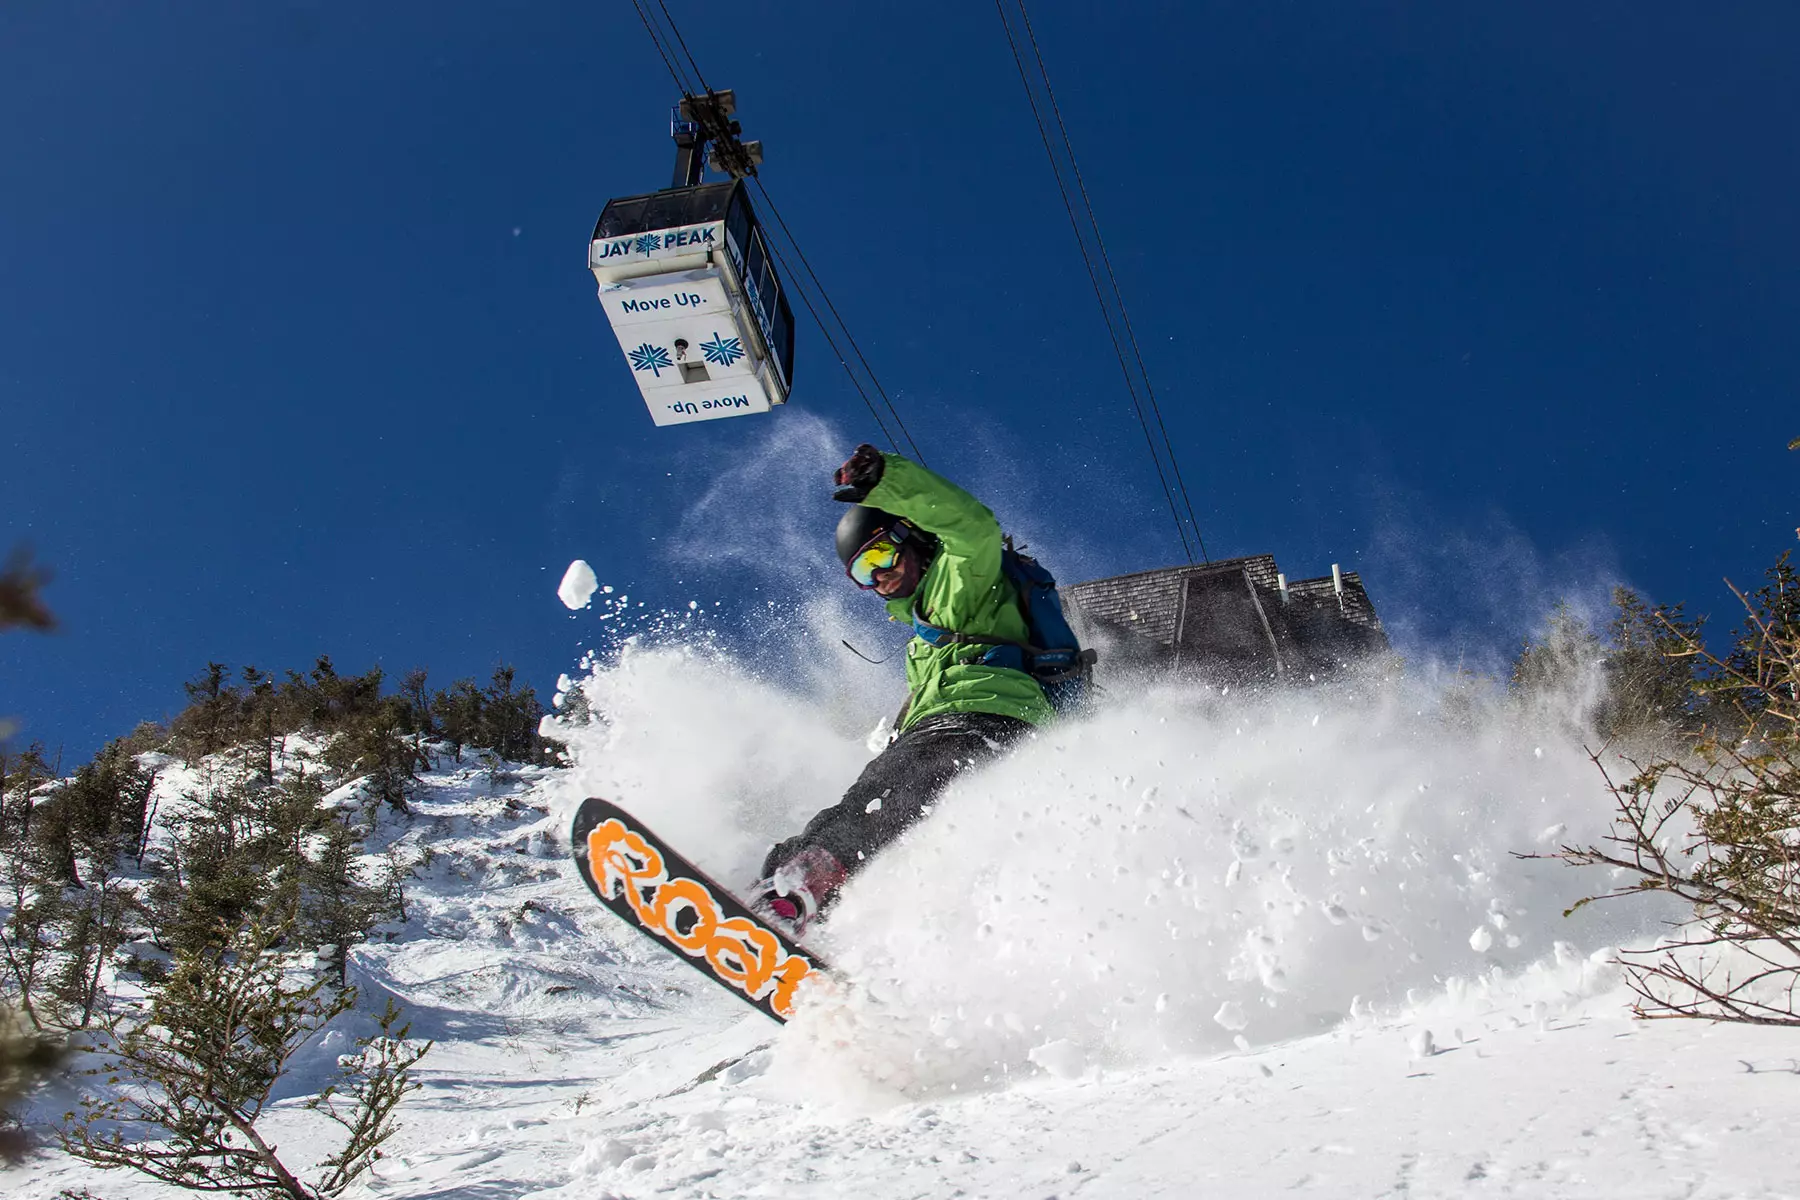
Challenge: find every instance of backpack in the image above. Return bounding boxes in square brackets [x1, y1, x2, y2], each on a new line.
[910, 541, 1098, 715]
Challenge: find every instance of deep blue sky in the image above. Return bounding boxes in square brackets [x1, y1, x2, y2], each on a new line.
[4, 2, 1795, 760]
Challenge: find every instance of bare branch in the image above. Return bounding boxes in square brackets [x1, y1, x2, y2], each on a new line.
[1550, 557, 1800, 1025]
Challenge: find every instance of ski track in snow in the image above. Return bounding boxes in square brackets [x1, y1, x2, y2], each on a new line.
[7, 648, 1800, 1200]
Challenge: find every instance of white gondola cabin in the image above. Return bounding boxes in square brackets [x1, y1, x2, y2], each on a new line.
[590, 180, 795, 427]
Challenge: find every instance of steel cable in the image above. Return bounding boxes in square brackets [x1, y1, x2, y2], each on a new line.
[750, 180, 927, 464]
[656, 0, 715, 98]
[759, 233, 901, 451]
[627, 0, 696, 98]
[1011, 0, 1208, 561]
[994, 0, 1195, 563]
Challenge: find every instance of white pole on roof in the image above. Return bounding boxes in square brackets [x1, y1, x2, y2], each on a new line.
[1332, 564, 1345, 614]
[1277, 572, 1289, 604]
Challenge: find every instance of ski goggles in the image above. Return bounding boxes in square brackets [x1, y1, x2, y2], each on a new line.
[845, 527, 910, 589]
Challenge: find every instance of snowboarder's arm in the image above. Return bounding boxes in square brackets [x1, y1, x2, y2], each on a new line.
[863, 453, 1003, 570]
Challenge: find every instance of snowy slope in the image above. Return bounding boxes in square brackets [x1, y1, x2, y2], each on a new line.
[7, 644, 1800, 1200]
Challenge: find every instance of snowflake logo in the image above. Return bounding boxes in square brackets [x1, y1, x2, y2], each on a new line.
[634, 233, 663, 255]
[627, 342, 672, 377]
[699, 332, 745, 368]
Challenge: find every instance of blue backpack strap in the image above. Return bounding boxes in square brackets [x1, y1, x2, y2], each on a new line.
[910, 543, 1097, 710]
[911, 605, 1030, 669]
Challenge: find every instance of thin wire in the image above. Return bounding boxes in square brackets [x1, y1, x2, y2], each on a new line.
[656, 0, 715, 99]
[1013, 0, 1209, 562]
[751, 179, 928, 465]
[993, 0, 1193, 563]
[1002, 0, 1202, 562]
[760, 233, 901, 449]
[628, 0, 696, 97]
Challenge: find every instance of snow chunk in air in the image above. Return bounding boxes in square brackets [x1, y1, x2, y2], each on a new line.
[558, 560, 599, 610]
[1027, 1038, 1087, 1079]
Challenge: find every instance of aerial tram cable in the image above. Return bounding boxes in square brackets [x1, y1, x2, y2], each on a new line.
[762, 227, 903, 451]
[994, 0, 1197, 563]
[655, 0, 715, 96]
[993, 0, 1209, 565]
[1011, 0, 1207, 562]
[627, 0, 697, 96]
[993, 2, 1191, 562]
[621, 0, 927, 463]
[749, 180, 927, 464]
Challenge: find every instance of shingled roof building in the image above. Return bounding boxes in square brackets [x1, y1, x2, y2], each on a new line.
[1062, 555, 1387, 685]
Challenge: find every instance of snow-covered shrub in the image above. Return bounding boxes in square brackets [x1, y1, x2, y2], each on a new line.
[59, 913, 430, 1198]
[1556, 554, 1800, 1025]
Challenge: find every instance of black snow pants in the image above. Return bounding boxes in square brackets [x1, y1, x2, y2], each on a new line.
[762, 711, 1034, 877]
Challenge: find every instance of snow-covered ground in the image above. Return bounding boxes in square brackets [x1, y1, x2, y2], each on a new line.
[7, 644, 1800, 1199]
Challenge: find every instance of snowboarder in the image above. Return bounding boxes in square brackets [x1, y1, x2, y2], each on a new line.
[751, 444, 1058, 930]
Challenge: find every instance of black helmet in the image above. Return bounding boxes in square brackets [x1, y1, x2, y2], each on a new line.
[835, 505, 902, 566]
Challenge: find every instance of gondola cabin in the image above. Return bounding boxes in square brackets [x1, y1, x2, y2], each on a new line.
[590, 180, 795, 427]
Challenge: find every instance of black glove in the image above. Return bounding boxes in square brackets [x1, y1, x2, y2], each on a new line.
[831, 443, 885, 503]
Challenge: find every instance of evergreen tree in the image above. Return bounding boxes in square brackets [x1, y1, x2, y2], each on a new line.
[0, 747, 137, 1031]
[23, 741, 155, 888]
[277, 656, 382, 733]
[0, 873, 63, 1030]
[250, 768, 329, 874]
[479, 666, 547, 763]
[0, 742, 53, 843]
[378, 842, 428, 925]
[1595, 587, 1706, 744]
[60, 914, 430, 1199]
[148, 777, 274, 958]
[242, 665, 280, 783]
[46, 867, 134, 1030]
[324, 699, 427, 814]
[397, 668, 434, 738]
[302, 657, 386, 730]
[300, 817, 389, 989]
[553, 680, 592, 728]
[170, 662, 243, 760]
[1715, 553, 1800, 734]
[433, 678, 485, 762]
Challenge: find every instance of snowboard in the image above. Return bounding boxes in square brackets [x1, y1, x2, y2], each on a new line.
[569, 797, 827, 1023]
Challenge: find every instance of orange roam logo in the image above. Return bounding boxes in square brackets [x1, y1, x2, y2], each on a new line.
[585, 817, 814, 1019]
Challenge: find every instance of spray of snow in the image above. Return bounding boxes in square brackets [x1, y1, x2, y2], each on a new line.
[545, 639, 881, 885]
[784, 668, 1674, 1096]
[536, 410, 1680, 1105]
[545, 618, 1676, 1104]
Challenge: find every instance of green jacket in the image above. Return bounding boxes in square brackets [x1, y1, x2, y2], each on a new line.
[865, 453, 1056, 731]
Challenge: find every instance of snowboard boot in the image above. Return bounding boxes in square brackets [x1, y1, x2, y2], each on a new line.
[748, 844, 847, 937]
